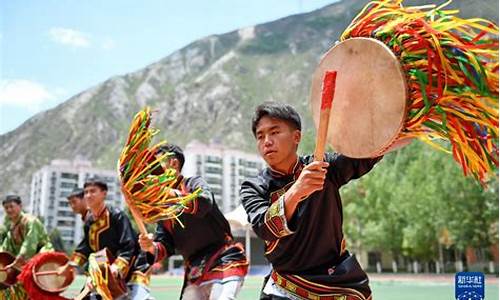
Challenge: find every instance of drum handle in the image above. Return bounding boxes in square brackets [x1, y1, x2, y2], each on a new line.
[314, 71, 337, 161]
[34, 263, 73, 276]
[121, 185, 148, 235]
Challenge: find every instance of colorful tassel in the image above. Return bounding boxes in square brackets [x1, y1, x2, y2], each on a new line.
[341, 0, 499, 184]
[118, 107, 201, 225]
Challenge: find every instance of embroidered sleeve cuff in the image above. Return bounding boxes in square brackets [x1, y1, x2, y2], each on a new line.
[112, 256, 130, 277]
[264, 195, 294, 238]
[129, 271, 151, 287]
[70, 252, 88, 268]
[154, 242, 168, 263]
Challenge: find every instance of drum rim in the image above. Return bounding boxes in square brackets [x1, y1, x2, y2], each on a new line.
[32, 255, 75, 293]
[310, 37, 409, 158]
[0, 252, 17, 288]
[92, 248, 127, 297]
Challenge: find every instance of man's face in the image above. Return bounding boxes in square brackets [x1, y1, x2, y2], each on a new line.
[255, 116, 301, 169]
[158, 156, 180, 175]
[3, 201, 22, 220]
[68, 196, 87, 215]
[84, 185, 107, 210]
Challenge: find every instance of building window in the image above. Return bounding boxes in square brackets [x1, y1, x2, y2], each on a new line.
[60, 182, 77, 189]
[57, 211, 73, 217]
[206, 156, 222, 164]
[58, 201, 70, 207]
[57, 220, 75, 227]
[206, 166, 222, 174]
[206, 177, 222, 185]
[61, 173, 78, 180]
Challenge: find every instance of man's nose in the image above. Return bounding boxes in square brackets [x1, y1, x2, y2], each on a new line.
[264, 135, 273, 146]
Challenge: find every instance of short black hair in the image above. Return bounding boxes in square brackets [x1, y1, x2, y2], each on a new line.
[83, 178, 108, 191]
[158, 143, 185, 170]
[251, 102, 302, 136]
[3, 195, 22, 206]
[67, 188, 84, 200]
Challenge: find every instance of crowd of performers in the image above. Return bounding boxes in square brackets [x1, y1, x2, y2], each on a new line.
[0, 103, 380, 300]
[1, 0, 498, 297]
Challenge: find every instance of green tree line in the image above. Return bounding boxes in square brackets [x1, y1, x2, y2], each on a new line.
[300, 136, 498, 270]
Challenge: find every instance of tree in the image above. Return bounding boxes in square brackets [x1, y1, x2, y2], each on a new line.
[50, 228, 67, 253]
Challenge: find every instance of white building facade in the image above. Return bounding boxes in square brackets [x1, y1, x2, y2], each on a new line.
[182, 141, 265, 213]
[30, 159, 123, 250]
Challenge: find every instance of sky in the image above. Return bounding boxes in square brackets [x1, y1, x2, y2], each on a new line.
[0, 0, 337, 134]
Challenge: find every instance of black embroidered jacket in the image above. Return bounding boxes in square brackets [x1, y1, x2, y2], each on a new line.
[240, 153, 381, 273]
[149, 176, 248, 285]
[71, 206, 150, 285]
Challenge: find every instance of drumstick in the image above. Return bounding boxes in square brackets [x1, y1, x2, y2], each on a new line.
[34, 264, 70, 276]
[314, 70, 337, 161]
[34, 270, 61, 276]
[0, 263, 22, 272]
[121, 186, 148, 235]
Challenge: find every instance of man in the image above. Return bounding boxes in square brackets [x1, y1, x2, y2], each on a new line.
[69, 179, 152, 300]
[240, 102, 382, 300]
[1, 195, 53, 269]
[139, 144, 248, 300]
[67, 188, 90, 222]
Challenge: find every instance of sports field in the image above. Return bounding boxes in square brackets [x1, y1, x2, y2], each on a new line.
[64, 274, 499, 299]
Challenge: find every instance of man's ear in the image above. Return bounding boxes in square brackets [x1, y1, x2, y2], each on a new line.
[293, 130, 302, 146]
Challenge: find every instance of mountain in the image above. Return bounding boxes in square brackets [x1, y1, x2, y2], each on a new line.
[1, 0, 498, 203]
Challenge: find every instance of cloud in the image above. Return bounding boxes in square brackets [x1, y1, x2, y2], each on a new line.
[102, 38, 116, 50]
[49, 27, 91, 48]
[0, 79, 54, 110]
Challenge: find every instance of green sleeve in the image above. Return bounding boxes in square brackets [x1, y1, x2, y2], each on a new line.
[17, 217, 52, 259]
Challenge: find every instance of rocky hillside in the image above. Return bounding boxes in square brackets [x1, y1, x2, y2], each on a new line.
[1, 0, 497, 202]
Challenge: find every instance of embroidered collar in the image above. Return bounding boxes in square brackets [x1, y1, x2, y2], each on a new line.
[90, 205, 107, 221]
[268, 157, 302, 179]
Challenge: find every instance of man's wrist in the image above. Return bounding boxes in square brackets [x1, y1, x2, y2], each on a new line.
[286, 185, 304, 204]
[148, 243, 156, 255]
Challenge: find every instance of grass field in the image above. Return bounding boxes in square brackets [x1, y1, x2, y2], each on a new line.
[63, 274, 499, 299]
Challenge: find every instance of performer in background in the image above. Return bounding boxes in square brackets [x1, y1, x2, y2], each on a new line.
[0, 195, 54, 299]
[241, 103, 381, 300]
[139, 143, 248, 300]
[69, 179, 152, 300]
[1, 195, 54, 268]
[67, 188, 90, 222]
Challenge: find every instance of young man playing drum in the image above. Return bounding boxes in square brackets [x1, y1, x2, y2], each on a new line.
[138, 144, 248, 300]
[69, 179, 152, 300]
[241, 102, 382, 300]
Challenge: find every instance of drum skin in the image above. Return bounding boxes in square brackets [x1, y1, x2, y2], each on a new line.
[32, 253, 75, 293]
[310, 37, 410, 158]
[0, 252, 18, 289]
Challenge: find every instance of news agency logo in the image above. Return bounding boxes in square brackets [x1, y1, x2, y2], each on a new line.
[455, 272, 485, 300]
